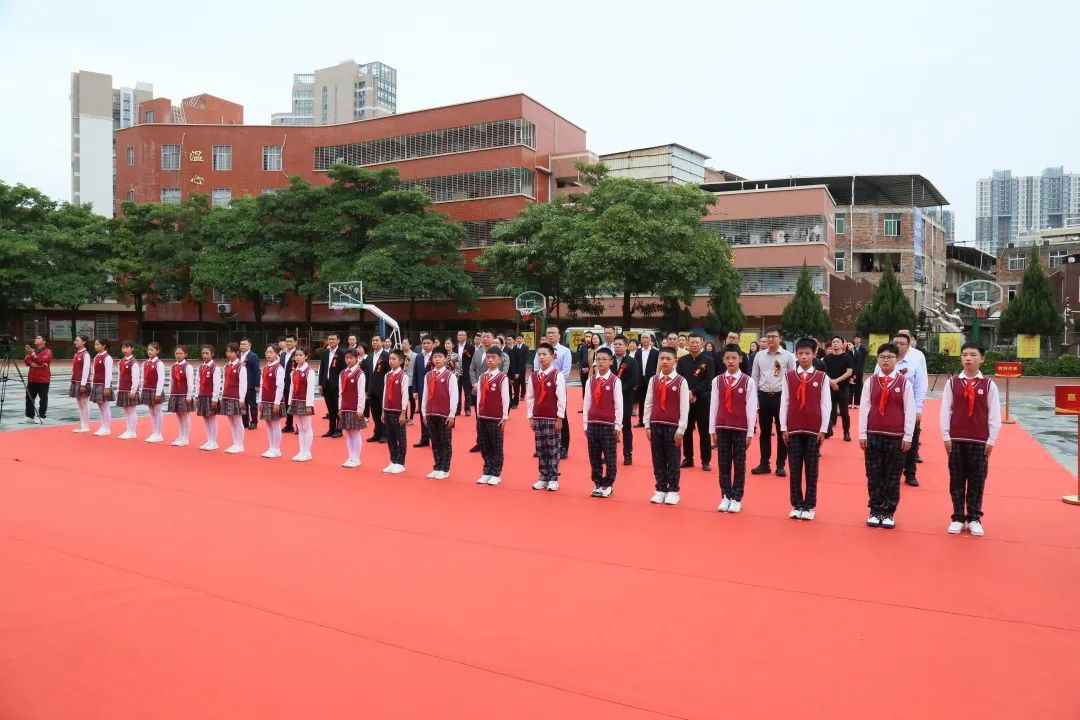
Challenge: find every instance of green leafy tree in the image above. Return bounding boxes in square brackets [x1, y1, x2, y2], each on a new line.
[702, 262, 747, 338]
[855, 264, 917, 336]
[0, 182, 54, 327]
[781, 262, 832, 339]
[998, 250, 1064, 337]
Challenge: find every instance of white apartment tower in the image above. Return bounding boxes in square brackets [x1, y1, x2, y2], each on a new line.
[272, 60, 397, 125]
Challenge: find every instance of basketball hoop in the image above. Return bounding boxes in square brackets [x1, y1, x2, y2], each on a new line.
[515, 291, 545, 320]
[972, 301, 990, 319]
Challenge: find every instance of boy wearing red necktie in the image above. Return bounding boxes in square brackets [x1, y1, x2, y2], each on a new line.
[421, 347, 458, 479]
[710, 344, 758, 513]
[527, 343, 566, 491]
[583, 348, 622, 497]
[858, 342, 916, 529]
[780, 339, 832, 520]
[644, 347, 690, 505]
[476, 347, 510, 486]
[940, 343, 1000, 537]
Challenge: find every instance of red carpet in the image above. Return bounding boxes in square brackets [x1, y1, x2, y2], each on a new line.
[1, 393, 1078, 719]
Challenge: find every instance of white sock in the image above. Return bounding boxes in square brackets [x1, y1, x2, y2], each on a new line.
[125, 407, 138, 434]
[298, 417, 312, 454]
[78, 398, 90, 428]
[231, 416, 244, 447]
[151, 406, 164, 436]
[178, 413, 190, 441]
[205, 416, 218, 445]
[97, 403, 111, 432]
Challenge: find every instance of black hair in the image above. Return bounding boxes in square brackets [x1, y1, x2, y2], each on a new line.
[893, 332, 912, 343]
[877, 342, 899, 356]
[121, 339, 135, 349]
[147, 341, 161, 353]
[201, 344, 215, 356]
[75, 334, 90, 347]
[95, 338, 110, 351]
[390, 349, 405, 362]
[659, 347, 677, 358]
[240, 337, 251, 344]
[960, 342, 985, 355]
[537, 342, 554, 353]
[722, 343, 742, 357]
[795, 338, 816, 352]
[614, 334, 628, 343]
[225, 342, 240, 355]
[343, 349, 357, 359]
[688, 332, 703, 341]
[486, 346, 502, 356]
[431, 347, 447, 357]
[174, 345, 187, 355]
[595, 347, 614, 359]
[765, 326, 781, 336]
[831, 335, 844, 343]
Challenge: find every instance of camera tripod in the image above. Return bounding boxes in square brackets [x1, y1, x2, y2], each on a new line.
[0, 344, 35, 426]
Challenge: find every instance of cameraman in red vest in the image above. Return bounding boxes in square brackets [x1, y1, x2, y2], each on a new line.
[23, 335, 53, 423]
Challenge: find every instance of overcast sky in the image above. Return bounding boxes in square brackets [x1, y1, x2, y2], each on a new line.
[1, 0, 1076, 242]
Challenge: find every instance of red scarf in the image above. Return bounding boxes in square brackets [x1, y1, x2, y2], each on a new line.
[658, 373, 671, 411]
[724, 374, 736, 412]
[878, 375, 893, 417]
[536, 369, 550, 406]
[427, 368, 441, 400]
[592, 373, 605, 406]
[795, 369, 813, 410]
[961, 377, 976, 417]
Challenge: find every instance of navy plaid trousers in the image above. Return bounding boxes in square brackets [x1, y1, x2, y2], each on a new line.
[649, 423, 681, 492]
[787, 432, 821, 510]
[716, 428, 747, 501]
[948, 440, 990, 522]
[477, 418, 505, 476]
[427, 416, 453, 472]
[864, 433, 903, 516]
[586, 423, 618, 487]
[384, 411, 407, 465]
[531, 418, 561, 483]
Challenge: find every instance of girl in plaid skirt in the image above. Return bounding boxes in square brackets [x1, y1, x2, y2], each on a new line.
[141, 342, 166, 443]
[196, 345, 222, 451]
[220, 342, 248, 455]
[338, 349, 367, 468]
[259, 345, 286, 458]
[115, 341, 142, 440]
[287, 347, 317, 462]
[169, 346, 197, 446]
[89, 339, 114, 436]
[69, 335, 93, 433]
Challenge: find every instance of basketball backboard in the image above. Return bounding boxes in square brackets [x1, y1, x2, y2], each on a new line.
[328, 281, 363, 311]
[956, 279, 1004, 312]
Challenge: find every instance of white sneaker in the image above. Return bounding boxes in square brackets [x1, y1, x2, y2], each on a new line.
[532, 480, 548, 490]
[435, 471, 449, 480]
[650, 491, 666, 504]
[947, 521, 964, 534]
[389, 464, 406, 474]
[146, 434, 164, 443]
[881, 516, 896, 529]
[967, 520, 984, 537]
[172, 439, 189, 447]
[599, 486, 613, 498]
[801, 509, 815, 521]
[663, 492, 680, 506]
[476, 475, 491, 485]
[23, 417, 36, 424]
[728, 500, 742, 513]
[342, 459, 360, 468]
[546, 480, 559, 492]
[426, 470, 439, 479]
[224, 446, 244, 454]
[718, 497, 731, 512]
[291, 453, 312, 462]
[73, 426, 90, 433]
[93, 428, 110, 436]
[789, 508, 801, 519]
[383, 463, 396, 473]
[487, 476, 502, 486]
[262, 449, 278, 458]
[204, 443, 219, 451]
[118, 432, 135, 440]
[867, 515, 881, 527]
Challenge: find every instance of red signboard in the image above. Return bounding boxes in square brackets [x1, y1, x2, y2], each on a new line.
[995, 362, 1023, 378]
[1054, 386, 1080, 415]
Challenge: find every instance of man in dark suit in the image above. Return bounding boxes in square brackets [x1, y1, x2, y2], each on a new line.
[239, 338, 261, 430]
[576, 331, 594, 399]
[677, 333, 715, 471]
[365, 334, 391, 442]
[319, 333, 345, 438]
[612, 335, 640, 465]
[508, 334, 527, 408]
[455, 330, 475, 416]
[633, 332, 658, 427]
[412, 336, 435, 447]
[280, 336, 297, 433]
[850, 334, 867, 406]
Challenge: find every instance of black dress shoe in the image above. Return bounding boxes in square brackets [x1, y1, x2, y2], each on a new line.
[623, 455, 632, 466]
[825, 431, 833, 439]
[469, 444, 481, 453]
[750, 465, 771, 475]
[367, 435, 381, 443]
[634, 423, 645, 428]
[322, 413, 329, 419]
[905, 477, 919, 487]
[560, 449, 568, 460]
[533, 452, 538, 458]
[464, 411, 471, 416]
[775, 467, 787, 477]
[701, 463, 711, 472]
[843, 433, 851, 442]
[321, 431, 334, 438]
[915, 456, 924, 463]
[247, 422, 258, 430]
[413, 440, 429, 447]
[329, 430, 342, 439]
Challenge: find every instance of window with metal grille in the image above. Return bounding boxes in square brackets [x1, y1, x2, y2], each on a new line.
[22, 315, 47, 340]
[835, 251, 845, 273]
[212, 288, 227, 304]
[400, 168, 534, 203]
[739, 267, 826, 294]
[313, 119, 537, 171]
[461, 219, 515, 248]
[126, 189, 135, 202]
[212, 189, 232, 208]
[835, 213, 846, 234]
[1049, 249, 1068, 268]
[700, 215, 826, 246]
[884, 212, 902, 236]
[1008, 254, 1026, 271]
[263, 146, 282, 171]
[161, 188, 181, 205]
[126, 146, 134, 165]
[161, 144, 180, 171]
[95, 314, 119, 340]
[212, 145, 232, 171]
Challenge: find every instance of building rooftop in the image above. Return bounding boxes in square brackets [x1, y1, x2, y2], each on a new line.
[701, 174, 949, 208]
[599, 143, 710, 159]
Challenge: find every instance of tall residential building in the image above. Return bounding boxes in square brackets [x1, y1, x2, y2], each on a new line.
[976, 167, 1080, 253]
[925, 208, 954, 244]
[70, 70, 153, 215]
[271, 60, 397, 125]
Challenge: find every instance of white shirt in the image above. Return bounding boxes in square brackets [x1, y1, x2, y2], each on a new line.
[858, 370, 917, 442]
[478, 368, 510, 420]
[525, 365, 566, 420]
[643, 369, 691, 435]
[421, 367, 459, 417]
[708, 370, 759, 438]
[940, 372, 1002, 446]
[582, 370, 623, 431]
[873, 351, 927, 413]
[73, 349, 91, 386]
[751, 347, 796, 393]
[779, 366, 832, 434]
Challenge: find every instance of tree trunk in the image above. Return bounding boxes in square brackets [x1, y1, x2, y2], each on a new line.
[252, 295, 264, 326]
[622, 283, 633, 331]
[409, 294, 418, 336]
[133, 295, 144, 343]
[69, 309, 78, 343]
[305, 294, 313, 324]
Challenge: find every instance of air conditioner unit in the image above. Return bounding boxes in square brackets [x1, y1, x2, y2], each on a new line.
[217, 303, 232, 314]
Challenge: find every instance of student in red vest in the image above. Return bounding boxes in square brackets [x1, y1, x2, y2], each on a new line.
[69, 335, 93, 433]
[382, 349, 410, 472]
[583, 347, 623, 498]
[259, 345, 286, 458]
[780, 339, 832, 520]
[168, 345, 197, 447]
[526, 342, 566, 491]
[141, 342, 166, 443]
[421, 347, 458, 479]
[288, 347, 317, 462]
[196, 345, 223, 451]
[382, 349, 411, 474]
[220, 343, 248, 455]
[476, 347, 510, 486]
[90, 339, 114, 437]
[858, 342, 915, 529]
[710, 344, 758, 513]
[115, 340, 142, 440]
[338, 349, 367, 468]
[940, 343, 1001, 537]
[644, 347, 690, 505]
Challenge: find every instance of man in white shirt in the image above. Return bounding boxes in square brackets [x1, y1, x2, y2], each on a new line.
[897, 327, 928, 463]
[633, 332, 658, 427]
[875, 331, 927, 487]
[750, 326, 797, 477]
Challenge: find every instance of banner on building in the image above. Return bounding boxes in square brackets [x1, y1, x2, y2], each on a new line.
[49, 320, 72, 340]
[522, 332, 535, 350]
[1016, 334, 1041, 358]
[939, 333, 963, 356]
[738, 333, 757, 353]
[868, 333, 891, 353]
[913, 208, 925, 284]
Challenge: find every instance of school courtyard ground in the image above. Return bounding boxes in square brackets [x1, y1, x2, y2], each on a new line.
[1, 369, 1077, 718]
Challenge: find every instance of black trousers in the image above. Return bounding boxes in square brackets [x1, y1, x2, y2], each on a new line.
[428, 416, 453, 471]
[904, 420, 922, 481]
[682, 394, 712, 465]
[324, 387, 340, 432]
[949, 441, 989, 522]
[370, 394, 385, 438]
[621, 395, 634, 458]
[635, 385, 648, 424]
[477, 419, 505, 475]
[865, 434, 903, 516]
[649, 423, 681, 492]
[459, 377, 473, 413]
[716, 428, 747, 500]
[586, 423, 618, 486]
[282, 381, 294, 430]
[244, 387, 258, 426]
[787, 433, 820, 510]
[384, 410, 407, 465]
[560, 412, 571, 453]
[579, 371, 590, 398]
[26, 381, 49, 419]
[757, 391, 787, 469]
[510, 374, 524, 406]
[829, 385, 850, 434]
